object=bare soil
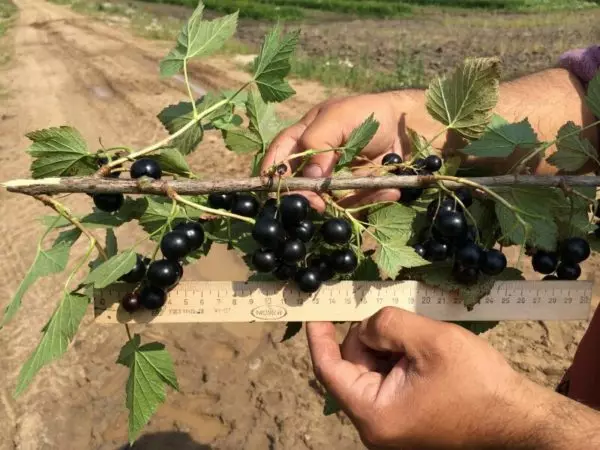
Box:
[0,1,598,450]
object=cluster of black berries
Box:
[207,192,357,293]
[532,237,590,280]
[93,158,162,213]
[120,221,205,312]
[382,152,442,205]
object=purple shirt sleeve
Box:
[559,45,600,87]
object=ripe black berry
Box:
[543,275,559,281]
[276,163,288,175]
[252,218,284,249]
[424,239,449,261]
[139,285,167,310]
[289,219,315,243]
[434,210,467,238]
[97,155,109,166]
[295,268,322,293]
[93,193,124,212]
[331,249,358,273]
[556,262,581,280]
[309,255,335,281]
[231,194,259,217]
[279,194,309,227]
[413,243,426,258]
[278,239,306,264]
[321,218,352,245]
[120,254,147,283]
[382,153,402,166]
[130,158,162,180]
[208,192,235,210]
[532,251,559,275]
[455,187,473,208]
[453,265,479,285]
[480,249,507,276]
[147,259,181,289]
[259,198,278,220]
[455,242,482,268]
[424,155,442,172]
[413,158,426,170]
[252,249,278,272]
[426,198,457,220]
[121,292,141,313]
[161,230,191,260]
[560,237,591,264]
[174,222,205,251]
[273,263,297,280]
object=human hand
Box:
[307,307,555,450]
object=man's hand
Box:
[307,307,600,450]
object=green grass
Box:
[252,0,412,17]
[0,0,17,39]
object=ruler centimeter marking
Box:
[93,280,594,324]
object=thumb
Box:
[358,307,443,356]
[297,115,345,178]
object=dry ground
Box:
[0,1,599,449]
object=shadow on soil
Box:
[118,431,212,450]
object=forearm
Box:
[390,68,599,173]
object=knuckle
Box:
[370,306,398,335]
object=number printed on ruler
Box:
[93,280,593,324]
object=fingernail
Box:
[303,164,323,178]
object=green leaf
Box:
[586,72,600,119]
[138,196,202,235]
[323,392,341,416]
[246,89,283,151]
[211,113,243,131]
[368,203,416,244]
[353,257,381,281]
[147,147,193,177]
[79,198,146,229]
[426,57,501,139]
[252,25,300,102]
[223,128,262,154]
[373,240,429,280]
[407,128,435,158]
[468,199,499,248]
[106,229,118,258]
[1,231,77,329]
[53,228,82,247]
[160,3,238,77]
[460,115,538,158]
[40,215,71,229]
[157,101,204,155]
[494,187,561,251]
[84,251,136,289]
[117,335,179,443]
[336,114,380,169]
[15,292,89,396]
[555,187,596,238]
[547,122,596,172]
[438,155,462,176]
[281,322,302,342]
[26,126,96,178]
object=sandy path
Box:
[0,1,598,449]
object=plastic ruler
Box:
[93,280,594,324]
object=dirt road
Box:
[0,1,598,449]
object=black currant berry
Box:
[147,259,181,289]
[130,158,162,180]
[434,210,467,238]
[480,249,507,276]
[139,285,167,310]
[231,194,260,217]
[455,187,473,208]
[556,262,581,280]
[453,265,479,285]
[382,153,402,166]
[259,198,278,220]
[309,255,335,281]
[252,249,278,272]
[208,192,235,210]
[424,239,449,261]
[413,158,426,170]
[97,156,109,166]
[289,219,315,243]
[560,237,591,264]
[174,261,184,282]
[413,243,426,258]
[295,268,322,293]
[331,249,358,274]
[543,275,559,281]
[321,218,352,245]
[426,198,457,220]
[424,155,442,173]
[252,218,284,249]
[93,193,124,213]
[532,251,559,275]
[276,163,288,175]
[121,292,141,313]
[278,239,307,264]
[120,254,147,283]
[273,263,297,280]
[174,222,205,251]
[160,230,191,261]
[280,194,309,227]
[455,242,482,268]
